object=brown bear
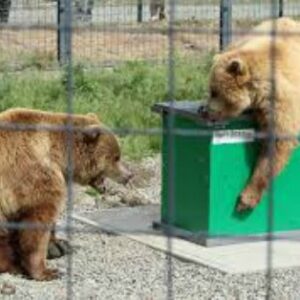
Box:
[0,108,132,280]
[202,17,300,211]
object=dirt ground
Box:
[0,17,267,70]
[0,25,218,68]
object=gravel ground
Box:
[1,155,300,299]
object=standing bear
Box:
[202,17,300,211]
[0,108,132,280]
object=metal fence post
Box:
[279,0,283,17]
[137,0,143,23]
[57,0,70,65]
[0,0,11,23]
[220,0,232,51]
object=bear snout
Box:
[207,111,223,122]
[90,176,106,193]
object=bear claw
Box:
[237,190,261,212]
[34,268,61,281]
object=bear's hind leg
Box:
[17,203,61,281]
[0,230,19,274]
[11,164,65,280]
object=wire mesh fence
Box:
[0,0,300,299]
[0,1,214,69]
[1,1,300,70]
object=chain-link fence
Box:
[1,0,299,70]
[1,0,300,299]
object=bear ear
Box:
[82,126,101,143]
[226,58,247,77]
[212,54,221,63]
[86,113,100,122]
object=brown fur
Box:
[205,17,300,210]
[0,108,132,280]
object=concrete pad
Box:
[72,205,300,274]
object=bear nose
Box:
[207,111,221,122]
[198,106,210,119]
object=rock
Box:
[1,282,16,295]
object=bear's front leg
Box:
[237,178,266,211]
[237,139,296,211]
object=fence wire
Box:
[1,1,300,70]
[0,0,215,68]
[266,1,277,297]
[0,0,299,299]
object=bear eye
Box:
[114,155,120,162]
[210,89,218,98]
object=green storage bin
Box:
[153,101,300,246]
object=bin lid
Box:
[152,101,254,126]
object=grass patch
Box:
[85,187,101,197]
[0,55,213,159]
[0,50,58,73]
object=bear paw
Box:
[237,188,262,212]
[32,268,61,281]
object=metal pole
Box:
[57,0,69,65]
[279,0,283,17]
[0,0,11,23]
[63,0,74,296]
[57,0,61,63]
[220,0,232,51]
[137,0,143,23]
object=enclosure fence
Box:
[0,0,299,299]
[0,0,299,69]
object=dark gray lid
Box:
[152,101,254,126]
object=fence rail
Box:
[0,0,299,299]
[0,0,298,69]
